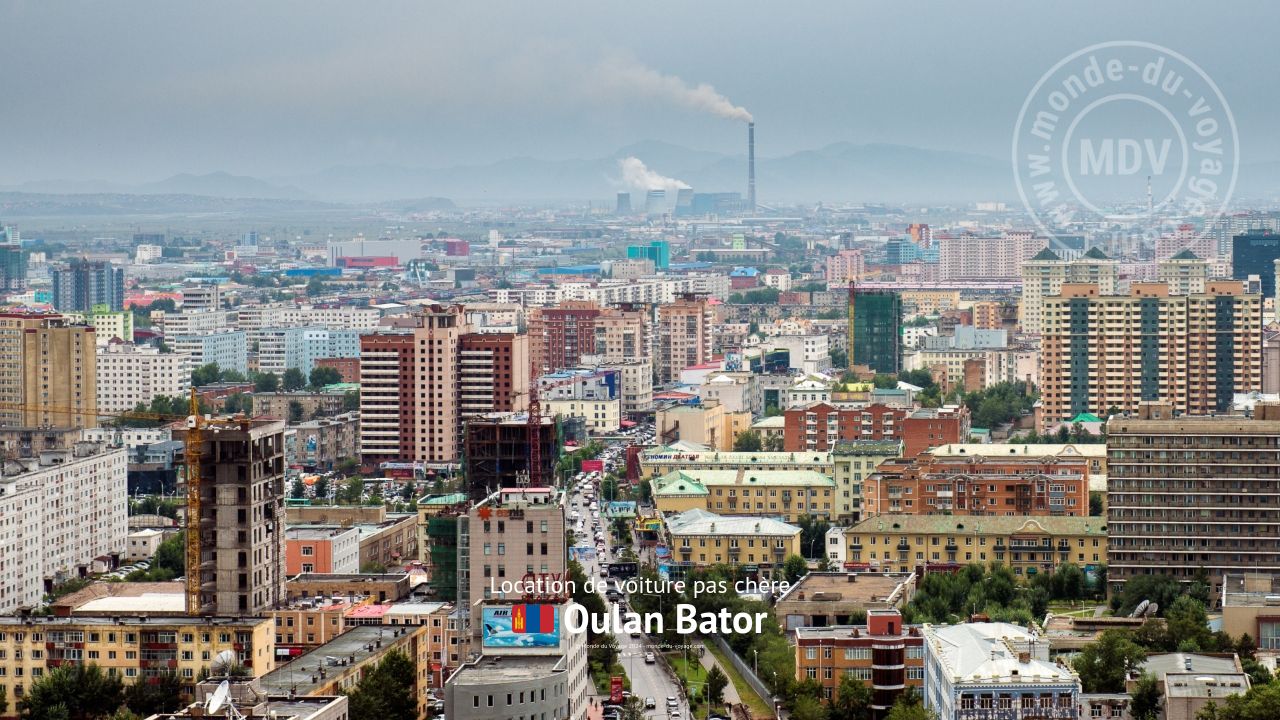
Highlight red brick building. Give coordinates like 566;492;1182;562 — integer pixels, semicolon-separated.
865;446;1091;517
794;610;923;717
527;301;601;373
314;356;361;383
900;405;970;457
783;402;908;452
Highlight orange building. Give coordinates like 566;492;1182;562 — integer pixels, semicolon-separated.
285;526;361;574
784;402;907;452
794;609;924;717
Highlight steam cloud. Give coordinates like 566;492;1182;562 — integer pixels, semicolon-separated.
595;57;752;123
618;156;690;193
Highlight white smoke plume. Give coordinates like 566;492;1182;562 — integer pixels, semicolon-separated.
594;56;752;123
618;156;690;193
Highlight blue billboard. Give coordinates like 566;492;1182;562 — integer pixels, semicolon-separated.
481;605;561;649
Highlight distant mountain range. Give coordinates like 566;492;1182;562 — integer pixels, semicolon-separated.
6;141;1280;207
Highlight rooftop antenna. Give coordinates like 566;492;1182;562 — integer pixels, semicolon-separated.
206;680;245;720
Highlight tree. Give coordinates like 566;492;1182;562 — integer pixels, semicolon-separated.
1073;630;1148;693
20;663;124;720
340;477;365;504
828;673;873;720
123;671;183;716
783;554;809;583
346;649;416;720
191;362;222;387
1054;563;1086;603
897;369;936;389
309;366;342;388
796;516;832;560
828;348;848;369
343;389;360;412
1164;595;1213;652
314;476;330;502
1128;672;1161;720
733;430;763;452
1194;682;1280;720
872;374;897;389
791;696;829;720
288;400;304;423
283;368;307;391
153;532;185;576
254;372;279;393
1115;574;1183;617
290;478;306;499
1089;491;1105;516
361;561;388;574
223;393;251;415
884;688;934;720
706;665;728;706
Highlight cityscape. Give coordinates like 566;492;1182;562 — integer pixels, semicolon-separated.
3;3;1280;720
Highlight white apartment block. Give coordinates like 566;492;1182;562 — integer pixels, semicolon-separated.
134;245;163;264
543;398;621;433
560;274;730;306
236;304;381;335
168;329;248;375
938;232;1048;283
486;285;564;307
0;443;128;614
96;342;193;414
1019;248;1119;334
154;309;239;336
180;283;222;311
257;326;362;376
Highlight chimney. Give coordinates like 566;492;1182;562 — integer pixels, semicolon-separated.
747;122;756;213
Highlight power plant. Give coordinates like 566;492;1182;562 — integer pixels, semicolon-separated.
615;191;632;216
747;121;756;213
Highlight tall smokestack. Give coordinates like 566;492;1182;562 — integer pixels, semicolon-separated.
747;121;756;213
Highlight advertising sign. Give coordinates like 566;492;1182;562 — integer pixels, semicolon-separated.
581;459;604;473
610;676;623;704
481;605;561;649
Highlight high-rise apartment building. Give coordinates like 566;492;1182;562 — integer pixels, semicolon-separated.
50;258;125;312
175;417;287;616
463;413;558;499
656;295;714;385
1041;282;1263;423
1108;402;1280;599
169;329;248;376
180;282;222;312
1019;247;1118;334
0;244;27;293
592;306;648;362
1157;249;1210;296
0;313;98;429
96;341;192;414
528;301;601;373
0;442;127;613
626;240;670;269
826;249;866;285
936;232;1048;282
848;288;901;374
359;306;528;466
1232;230;1280;298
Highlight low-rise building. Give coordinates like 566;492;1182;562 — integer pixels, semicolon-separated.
150;681;346;720
126;528;167;561
638;445;832;479
542;398;621;434
775;572;916;631
923;622;1081;720
286;573;413;604
832;441;901;522
291;411;359;471
445;654;579;720
0;614;275;700
253;390;347;421
285;527;361;575
842;515;1107;576
271;598;365;656
664;508;800;571
650;468;837;522
794;609;924;714
656;400;751;451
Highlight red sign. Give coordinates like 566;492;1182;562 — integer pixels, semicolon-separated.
610;676;623;704
582;459;604;473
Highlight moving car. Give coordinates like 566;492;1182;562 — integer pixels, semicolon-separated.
645;698;657;709
646;652;657;664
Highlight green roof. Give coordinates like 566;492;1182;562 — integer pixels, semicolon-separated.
1170;249;1200;260
1029;248;1061;261
1070;412;1103;423
652;468;834;491
1083;247;1110;259
848;514;1106;537
421;493;468;506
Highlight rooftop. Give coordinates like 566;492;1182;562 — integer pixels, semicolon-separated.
777;572;915;606
925;622;1074;684
652;469;834;495
832;440;902;456
1141;653;1241;677
641;446;831;466
928;443;1106;459
1162;673;1249;698
665;509;800;537
258;625;419;697
449;654;566;685
848;514;1106;537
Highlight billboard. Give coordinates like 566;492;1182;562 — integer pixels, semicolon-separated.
481;605;561;649
581;459;604;473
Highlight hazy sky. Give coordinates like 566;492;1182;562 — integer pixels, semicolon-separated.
3;0;1278;184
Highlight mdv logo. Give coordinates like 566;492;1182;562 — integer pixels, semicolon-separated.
1079;138;1173;176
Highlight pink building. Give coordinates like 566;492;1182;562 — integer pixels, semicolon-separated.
937;232;1047;281
826;249;866;284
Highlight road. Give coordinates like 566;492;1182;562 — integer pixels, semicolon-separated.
572;431;687;720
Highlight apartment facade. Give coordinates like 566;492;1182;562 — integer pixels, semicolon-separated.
1019;248;1119;334
651;468;836;522
96;342;192;414
656;295;714;385
832;441;902;521
51;258;125;311
843;515;1105;576
784;402;907;452
285;527;360;575
0;442;127;613
664;508;800;570
457;332;529;432
592;307;649;362
1107;402;1280;600
0;313;98;429
527;301;601;373
794;610;924;717
936;232;1048;282
169;329;248;376
1040;282;1263;423
826;249;866;284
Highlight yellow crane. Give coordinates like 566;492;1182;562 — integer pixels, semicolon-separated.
0;389;238;616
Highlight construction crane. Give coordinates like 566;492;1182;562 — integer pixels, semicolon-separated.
527;357;543;487
0;389;241;616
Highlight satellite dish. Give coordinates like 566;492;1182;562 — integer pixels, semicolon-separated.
207;680;231;715
212;649;237;673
